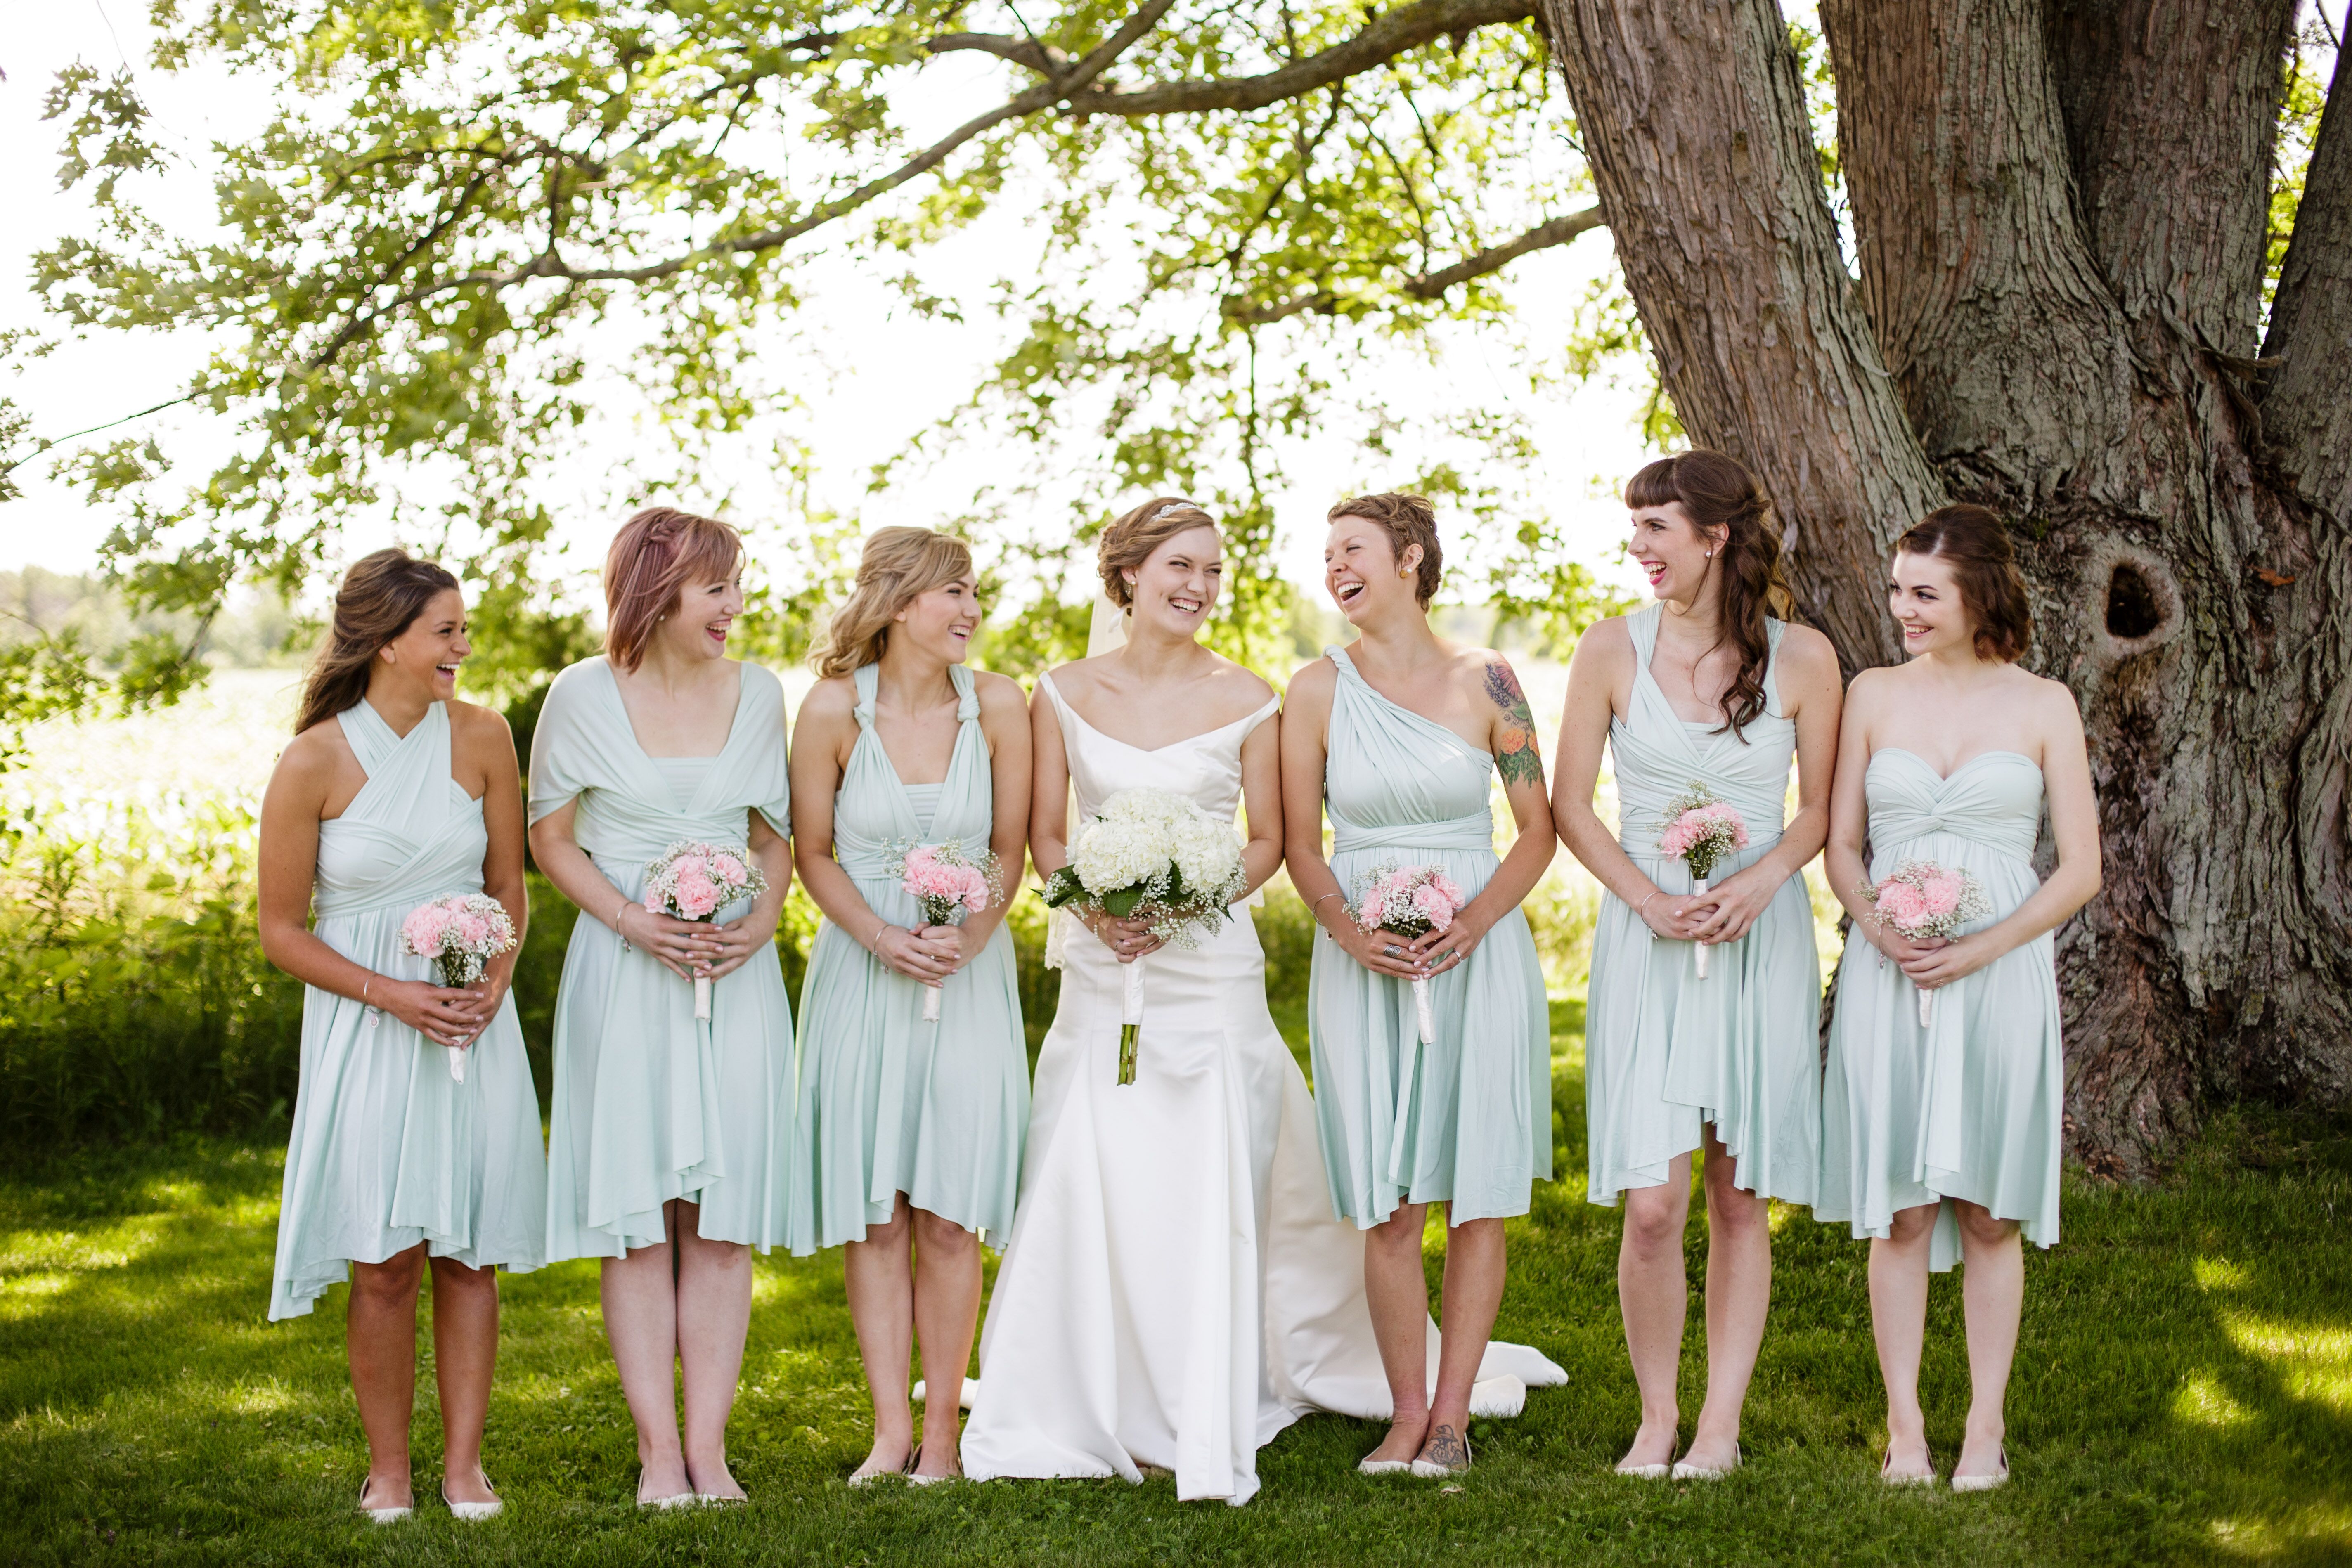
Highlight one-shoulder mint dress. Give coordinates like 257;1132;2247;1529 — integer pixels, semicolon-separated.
1817;749;2062;1270
529;657;796;1259
783;663;1028;1253
1306;648;1552;1226
269;700;546;1320
1584;604;1821;1209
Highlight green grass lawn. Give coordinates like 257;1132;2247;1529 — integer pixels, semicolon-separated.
2;1022;2349;1566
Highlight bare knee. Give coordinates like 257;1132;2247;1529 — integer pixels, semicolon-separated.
1952;1201;2018;1250
1621;1192;1686;1258
1886;1204;1939;1246
429;1256;498;1301
1368;1205;1428;1257
911;1208;977;1257
1704;1180;1769;1240
353;1246;426;1305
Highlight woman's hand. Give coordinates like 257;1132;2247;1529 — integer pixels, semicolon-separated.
448;968;513;1046
1635;885;1710;941
617;902;725;980
1333;917;1428;980
1684;864;1782;944
919;924;969;974
693;910;781;983
1869;922;1950;970
1408;907;1493;977
376;977;487;1047
1088;910;1164;963
1897;930;1997;990
874;923;958;983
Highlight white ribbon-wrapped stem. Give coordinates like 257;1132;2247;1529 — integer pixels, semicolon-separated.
1117;958;1145;1086
694;975;712;1022
1918;983;1933;1029
1692;876;1712;980
1410;975;1436;1045
923;983;942;1023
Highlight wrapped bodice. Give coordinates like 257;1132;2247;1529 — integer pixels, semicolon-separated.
1865;749;2044;867
832;663;990;880
1610;603;1794;858
313;701;488;922
1323;647;1495;856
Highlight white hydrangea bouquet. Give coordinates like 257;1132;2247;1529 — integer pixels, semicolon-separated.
1040;787;1248;1085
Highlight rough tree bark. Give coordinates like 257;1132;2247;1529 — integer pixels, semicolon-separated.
1537;0;2352;1168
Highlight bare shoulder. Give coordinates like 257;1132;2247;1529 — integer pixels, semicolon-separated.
1200;650;1276;708
1458;646;1531;709
1571;614;1634;668
1283;655;1338;704
971;668;1028;714
1776;622;1841;679
447;698;513;743
795;673;859;726
2016;666;2083;724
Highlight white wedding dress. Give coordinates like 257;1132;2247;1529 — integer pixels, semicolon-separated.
956;673;1564;1506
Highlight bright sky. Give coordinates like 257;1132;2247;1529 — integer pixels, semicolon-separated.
2;3;1678;610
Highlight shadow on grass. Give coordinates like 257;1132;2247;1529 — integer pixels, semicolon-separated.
0;1100;2347;1564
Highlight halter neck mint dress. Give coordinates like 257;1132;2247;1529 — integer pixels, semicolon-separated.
269;700;546;1320
1305;648;1551;1226
1584;604;1821;1209
528;657;795;1258
783;663;1027;1253
1817;749;2062;1270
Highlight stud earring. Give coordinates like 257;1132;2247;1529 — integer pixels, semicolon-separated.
1704;550;1713;558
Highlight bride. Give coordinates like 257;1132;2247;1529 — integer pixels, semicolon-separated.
959;498;1560;1505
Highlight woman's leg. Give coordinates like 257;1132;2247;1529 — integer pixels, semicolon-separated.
843;1194;916;1477
1869;1202;1940;1478
1419;1211;1507;1468
1951;1200;2022;1480
426;1256;501;1504
1685;1126;1771;1469
674;1199;754;1499
1361;1200;1434;1464
600;1199;689;1503
348;1244;428;1509
1616;1155;1693;1469
909;1206;982;1478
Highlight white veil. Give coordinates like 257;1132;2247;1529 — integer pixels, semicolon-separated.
1044;590;1131;970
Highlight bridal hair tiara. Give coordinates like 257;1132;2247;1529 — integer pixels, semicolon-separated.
1149;499;1202;521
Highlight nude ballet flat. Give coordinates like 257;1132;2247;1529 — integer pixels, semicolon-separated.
1671;1443;1740;1480
442;1483;503;1522
1881;1449;1937;1488
1357;1457;1414;1476
638;1489;700;1510
357;1478;412;1524
1950;1447;2009;1493
1615;1446;1674;1480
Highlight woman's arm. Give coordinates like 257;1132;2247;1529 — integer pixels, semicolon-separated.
457;704;529;1041
942;671;1032;964
787;679;954;984
1824;672;1945;969
1279;662;1417;979
1902;682;2102;990
1413;655;1557;972
258;726;480;1045
698;807;794;981
527;795;716;981
1550;622;1706;942
1689;627;1843;944
1234;700;1286;901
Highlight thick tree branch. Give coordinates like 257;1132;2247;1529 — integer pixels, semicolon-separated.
1535;0;1944;668
303;1;1178;369
2047;0;2297;357
2260;33;2352;521
1824;0;2137;503
1222;205;1603;324
1064;0;1535;116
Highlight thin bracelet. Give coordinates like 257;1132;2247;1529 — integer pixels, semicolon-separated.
1637;888;1661;941
613;901;634;952
361;975;372;1005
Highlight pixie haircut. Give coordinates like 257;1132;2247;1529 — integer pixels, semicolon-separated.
1895;504;2033;664
1099;497;1221;609
603;506;743;672
1329;492;1443;607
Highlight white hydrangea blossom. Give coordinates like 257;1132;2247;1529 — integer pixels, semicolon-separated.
1054;788;1247;949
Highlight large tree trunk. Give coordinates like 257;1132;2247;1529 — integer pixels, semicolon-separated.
1537;0;2352;1169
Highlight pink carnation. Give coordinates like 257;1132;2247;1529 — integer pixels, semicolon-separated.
401;904;452;955
1875;881;1927;927
674;870;722;920
712;852;746;883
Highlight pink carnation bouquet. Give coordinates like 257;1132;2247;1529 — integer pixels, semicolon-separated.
1856;858;1992;1025
643;841;769;1022
398;893;517;1082
1352;863;1468;1045
888;841;1004;1022
1658;784;1750;979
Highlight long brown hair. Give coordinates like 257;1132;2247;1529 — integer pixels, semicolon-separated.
295;549;461;734
809;527;976;679
1896;505;2033;663
603;506;743;672
1624;449;1793;740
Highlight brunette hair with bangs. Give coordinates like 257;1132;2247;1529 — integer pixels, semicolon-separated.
603;506;743;672
1895;505;2033;663
1624;449;1794;740
1329;492;1443;607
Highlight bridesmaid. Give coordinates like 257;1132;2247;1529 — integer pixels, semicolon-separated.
1817;505;2098;1491
1280;493;1556;1478
1553;450;1841;1479
527;507;795;1507
258;549;545;1522
783;527;1031;1485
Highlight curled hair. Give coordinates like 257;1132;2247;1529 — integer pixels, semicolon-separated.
1624;449;1794;740
810;526;977;679
603;506;743;672
1098;497;1221;610
1895;505;2033;663
1329;492;1443;607
295;549;461;734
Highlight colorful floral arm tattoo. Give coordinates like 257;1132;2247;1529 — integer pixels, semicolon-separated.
1484;659;1543;788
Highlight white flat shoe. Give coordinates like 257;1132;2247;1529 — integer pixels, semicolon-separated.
637;1490;699;1511
357;1479;412;1523
1881;1450;1937;1487
1671;1443;1740;1480
442;1484;503;1522
1951;1447;2009;1493
1356;1458;1414;1476
847;1454;912;1489
907;1471;962;1487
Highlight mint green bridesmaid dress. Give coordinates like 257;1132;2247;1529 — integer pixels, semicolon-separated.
1305;648;1552;1226
1583;603;1821;1209
1816;748;2062;1270
270;700;546;1320
529;657;796;1259
782;663;1027;1253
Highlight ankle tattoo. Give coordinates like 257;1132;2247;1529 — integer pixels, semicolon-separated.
1423;1424;1469;1468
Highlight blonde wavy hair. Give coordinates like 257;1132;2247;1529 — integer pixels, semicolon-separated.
810;526;977;679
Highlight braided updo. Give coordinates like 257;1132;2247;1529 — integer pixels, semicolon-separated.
1098;497;1221;610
